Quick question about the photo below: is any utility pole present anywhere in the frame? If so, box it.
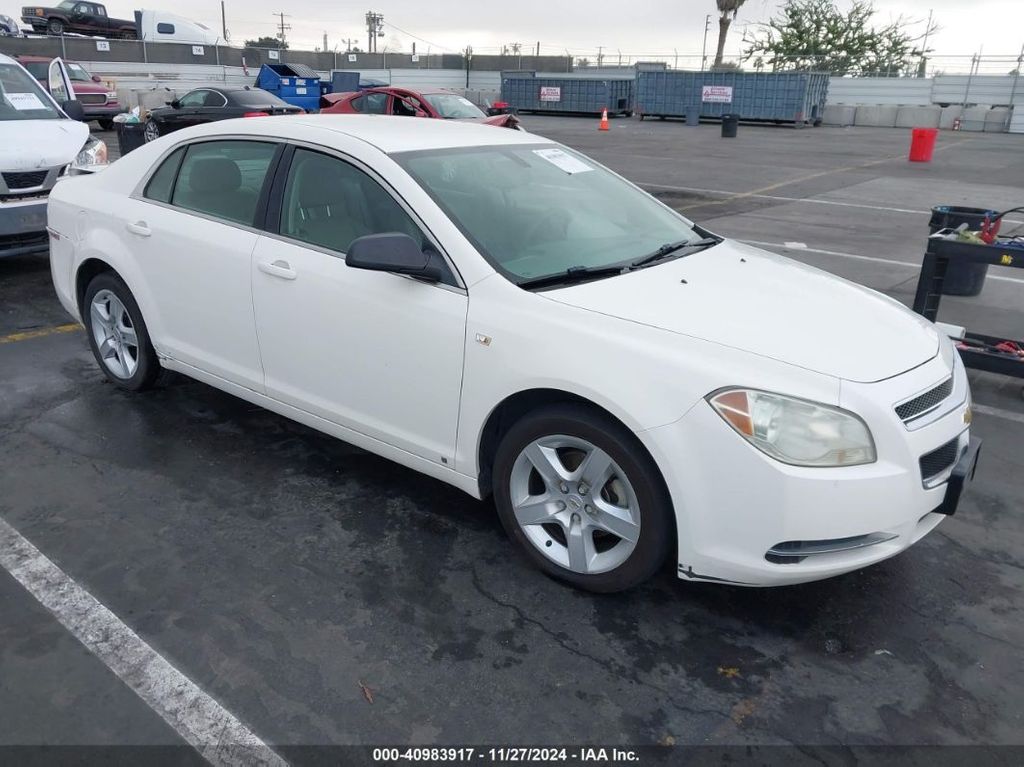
[535,41,539,57]
[365,11,384,54]
[220,1,228,41]
[701,14,711,71]
[597,45,603,67]
[340,37,357,53]
[463,45,472,88]
[273,11,290,50]
[917,9,934,78]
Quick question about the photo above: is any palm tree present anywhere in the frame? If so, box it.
[714,0,747,67]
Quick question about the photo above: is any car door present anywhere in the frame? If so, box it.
[126,138,281,390]
[47,58,75,108]
[192,89,227,126]
[163,89,206,130]
[250,145,468,464]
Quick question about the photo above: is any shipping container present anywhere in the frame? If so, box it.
[255,63,322,113]
[635,71,830,125]
[501,77,634,116]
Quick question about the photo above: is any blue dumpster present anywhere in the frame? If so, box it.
[255,63,322,113]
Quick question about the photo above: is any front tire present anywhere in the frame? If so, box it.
[493,404,673,593]
[47,18,64,35]
[82,273,161,391]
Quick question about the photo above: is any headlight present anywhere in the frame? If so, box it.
[708,388,876,467]
[71,136,108,173]
[107,91,118,100]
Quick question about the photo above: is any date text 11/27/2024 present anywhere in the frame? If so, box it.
[372,747,641,762]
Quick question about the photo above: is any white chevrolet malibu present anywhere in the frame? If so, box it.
[48,116,980,592]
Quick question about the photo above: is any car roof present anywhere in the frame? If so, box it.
[181,113,550,154]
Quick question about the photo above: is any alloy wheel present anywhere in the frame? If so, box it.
[143,121,160,142]
[509,435,641,574]
[89,289,140,379]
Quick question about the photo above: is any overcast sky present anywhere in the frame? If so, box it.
[163,1,1021,63]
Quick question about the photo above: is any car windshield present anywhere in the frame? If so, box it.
[232,89,288,108]
[57,0,77,8]
[67,63,92,82]
[22,61,48,80]
[422,93,485,119]
[396,144,704,283]
[0,63,61,121]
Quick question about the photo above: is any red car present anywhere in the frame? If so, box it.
[18,54,121,129]
[320,87,519,129]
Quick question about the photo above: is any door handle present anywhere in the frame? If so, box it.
[258,259,297,280]
[126,221,151,237]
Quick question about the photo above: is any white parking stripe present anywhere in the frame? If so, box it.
[741,239,1024,285]
[639,181,1024,225]
[973,404,1024,425]
[0,517,288,767]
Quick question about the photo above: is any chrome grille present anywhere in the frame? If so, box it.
[920,438,960,482]
[3,170,47,189]
[896,378,953,423]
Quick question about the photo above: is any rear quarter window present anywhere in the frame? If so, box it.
[168,141,277,226]
[143,146,184,203]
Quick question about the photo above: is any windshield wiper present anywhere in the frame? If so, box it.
[630,237,721,269]
[517,264,627,291]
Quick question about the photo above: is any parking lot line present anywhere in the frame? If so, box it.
[0,517,288,767]
[742,239,1024,285]
[0,323,81,345]
[973,404,1024,425]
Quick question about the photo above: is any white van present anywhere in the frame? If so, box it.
[0,53,106,258]
[134,10,221,45]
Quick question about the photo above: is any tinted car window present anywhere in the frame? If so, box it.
[156,22,175,34]
[203,90,227,107]
[171,141,277,226]
[144,146,185,203]
[280,148,424,254]
[231,89,290,108]
[177,90,207,108]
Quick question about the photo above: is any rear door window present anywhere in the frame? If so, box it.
[169,141,277,226]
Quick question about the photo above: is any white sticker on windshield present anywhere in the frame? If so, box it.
[458,97,474,107]
[7,92,44,111]
[533,148,593,175]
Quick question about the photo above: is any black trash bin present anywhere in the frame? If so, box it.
[928,206,994,296]
[721,113,739,138]
[115,122,147,157]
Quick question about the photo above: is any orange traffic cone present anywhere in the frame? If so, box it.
[598,108,609,131]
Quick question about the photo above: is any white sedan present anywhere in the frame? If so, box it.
[48,116,980,592]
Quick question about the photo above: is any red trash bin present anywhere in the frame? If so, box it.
[909,127,939,163]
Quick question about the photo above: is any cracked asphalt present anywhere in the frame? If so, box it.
[1,119,1022,755]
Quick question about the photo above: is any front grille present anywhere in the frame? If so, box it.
[920,438,960,482]
[3,170,48,189]
[896,377,953,423]
[0,231,49,251]
[77,93,107,105]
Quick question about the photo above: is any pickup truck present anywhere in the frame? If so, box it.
[21,2,136,38]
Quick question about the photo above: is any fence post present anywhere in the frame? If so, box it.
[60,33,66,59]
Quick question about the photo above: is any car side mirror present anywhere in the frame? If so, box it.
[61,99,86,121]
[169,99,181,109]
[92,74,102,82]
[346,233,443,282]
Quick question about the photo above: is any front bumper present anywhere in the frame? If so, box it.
[644,350,978,586]
[0,198,49,257]
[83,103,122,120]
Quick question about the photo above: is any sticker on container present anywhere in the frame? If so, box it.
[191,45,204,56]
[6,92,44,111]
[268,50,280,60]
[539,86,561,102]
[348,53,357,62]
[701,85,733,103]
[295,79,306,86]
[411,54,419,62]
[95,40,110,51]
[296,87,307,94]
[533,148,593,174]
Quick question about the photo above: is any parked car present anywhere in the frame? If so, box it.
[0,13,22,35]
[143,86,302,142]
[21,1,135,37]
[0,53,106,257]
[321,86,520,129]
[48,117,979,592]
[18,55,120,129]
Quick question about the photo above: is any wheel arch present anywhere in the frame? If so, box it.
[75,257,123,316]
[475,387,667,502]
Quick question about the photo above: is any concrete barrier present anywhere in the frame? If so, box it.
[939,105,963,130]
[823,104,856,127]
[984,107,1010,133]
[960,106,991,132]
[895,105,941,128]
[854,105,899,128]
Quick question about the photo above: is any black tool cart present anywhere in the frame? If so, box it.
[913,233,1024,379]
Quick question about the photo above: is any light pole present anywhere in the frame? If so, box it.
[701,14,711,72]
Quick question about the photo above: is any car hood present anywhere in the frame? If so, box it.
[0,119,89,170]
[542,239,939,383]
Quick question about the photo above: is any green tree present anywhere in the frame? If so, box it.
[714,0,748,67]
[742,0,937,77]
[244,36,288,50]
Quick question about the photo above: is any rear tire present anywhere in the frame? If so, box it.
[493,404,673,593]
[82,273,162,391]
[97,118,114,131]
